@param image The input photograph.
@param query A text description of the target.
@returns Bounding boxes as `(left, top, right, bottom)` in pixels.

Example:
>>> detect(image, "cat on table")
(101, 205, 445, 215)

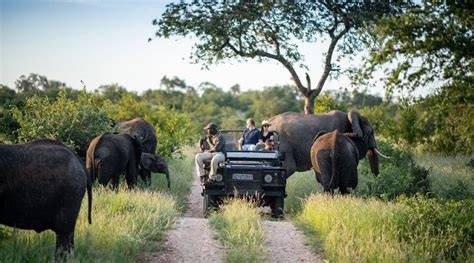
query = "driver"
(195, 123, 226, 183)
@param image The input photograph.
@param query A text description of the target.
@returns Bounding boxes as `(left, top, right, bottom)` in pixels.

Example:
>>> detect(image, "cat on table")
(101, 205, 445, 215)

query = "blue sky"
(1, 0, 369, 94)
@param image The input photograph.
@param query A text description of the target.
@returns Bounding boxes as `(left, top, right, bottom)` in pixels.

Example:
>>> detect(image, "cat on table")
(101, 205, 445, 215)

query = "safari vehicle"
(202, 129, 287, 217)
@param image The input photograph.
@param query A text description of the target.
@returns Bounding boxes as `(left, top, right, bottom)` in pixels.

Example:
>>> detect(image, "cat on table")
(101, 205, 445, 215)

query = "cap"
(261, 120, 271, 126)
(204, 123, 218, 130)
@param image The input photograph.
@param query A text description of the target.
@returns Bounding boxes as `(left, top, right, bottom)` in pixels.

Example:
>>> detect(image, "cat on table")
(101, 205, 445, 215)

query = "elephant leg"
(55, 232, 72, 258)
(125, 162, 137, 189)
(111, 175, 120, 191)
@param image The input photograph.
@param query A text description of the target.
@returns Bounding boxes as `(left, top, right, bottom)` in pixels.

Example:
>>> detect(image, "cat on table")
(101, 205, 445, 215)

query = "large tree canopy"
(359, 1, 473, 93)
(153, 1, 406, 114)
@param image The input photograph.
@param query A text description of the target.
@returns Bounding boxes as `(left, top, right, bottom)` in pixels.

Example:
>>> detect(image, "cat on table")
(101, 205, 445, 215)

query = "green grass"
(0, 156, 194, 262)
(415, 153, 474, 199)
(209, 199, 265, 263)
(296, 194, 474, 262)
(138, 156, 195, 211)
(285, 170, 322, 214)
(288, 152, 474, 262)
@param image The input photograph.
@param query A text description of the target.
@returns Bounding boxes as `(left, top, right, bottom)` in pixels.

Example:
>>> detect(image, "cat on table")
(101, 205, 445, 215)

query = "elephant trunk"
(367, 148, 379, 176)
(165, 171, 170, 189)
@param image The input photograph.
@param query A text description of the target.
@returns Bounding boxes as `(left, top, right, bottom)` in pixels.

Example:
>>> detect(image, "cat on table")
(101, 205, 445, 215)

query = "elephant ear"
(348, 110, 363, 138)
(312, 130, 327, 145)
(140, 152, 155, 170)
(344, 133, 368, 160)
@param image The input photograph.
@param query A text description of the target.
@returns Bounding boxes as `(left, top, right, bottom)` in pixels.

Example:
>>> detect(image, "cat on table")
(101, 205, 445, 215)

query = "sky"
(1, 0, 380, 95)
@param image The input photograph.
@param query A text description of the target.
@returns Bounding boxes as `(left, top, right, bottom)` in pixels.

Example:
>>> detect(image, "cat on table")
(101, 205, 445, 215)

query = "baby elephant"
(141, 153, 171, 188)
(311, 130, 368, 194)
(86, 133, 141, 190)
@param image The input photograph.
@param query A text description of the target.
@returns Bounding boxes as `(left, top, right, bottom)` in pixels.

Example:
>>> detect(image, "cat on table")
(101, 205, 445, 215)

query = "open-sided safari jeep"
(201, 129, 287, 217)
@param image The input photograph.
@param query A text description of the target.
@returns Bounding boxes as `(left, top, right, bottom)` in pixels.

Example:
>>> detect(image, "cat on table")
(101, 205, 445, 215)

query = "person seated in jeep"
(239, 118, 263, 151)
(195, 123, 226, 183)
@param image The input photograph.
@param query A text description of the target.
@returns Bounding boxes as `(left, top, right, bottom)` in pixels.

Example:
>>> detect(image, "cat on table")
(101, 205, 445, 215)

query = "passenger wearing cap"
(195, 123, 226, 183)
(257, 120, 275, 151)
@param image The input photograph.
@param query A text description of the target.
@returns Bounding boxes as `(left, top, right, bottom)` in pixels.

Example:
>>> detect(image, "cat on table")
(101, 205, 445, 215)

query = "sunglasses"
(263, 125, 270, 127)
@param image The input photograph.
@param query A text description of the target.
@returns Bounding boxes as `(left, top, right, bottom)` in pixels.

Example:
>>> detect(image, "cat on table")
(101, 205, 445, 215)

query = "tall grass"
(138, 156, 195, 210)
(415, 153, 474, 199)
(0, 156, 194, 262)
(285, 170, 322, 214)
(297, 194, 474, 262)
(209, 199, 265, 263)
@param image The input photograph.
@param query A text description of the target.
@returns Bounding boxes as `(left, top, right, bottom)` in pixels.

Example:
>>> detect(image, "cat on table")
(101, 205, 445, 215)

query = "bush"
(396, 195, 474, 260)
(12, 90, 112, 156)
(354, 140, 430, 200)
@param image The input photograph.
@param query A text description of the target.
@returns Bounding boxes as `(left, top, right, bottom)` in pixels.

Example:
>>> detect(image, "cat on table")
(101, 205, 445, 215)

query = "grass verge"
(209, 199, 265, 263)
(296, 194, 474, 262)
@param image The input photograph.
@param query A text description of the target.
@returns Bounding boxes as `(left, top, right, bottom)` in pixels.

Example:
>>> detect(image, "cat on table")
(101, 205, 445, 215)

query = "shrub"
(396, 195, 474, 260)
(355, 140, 430, 199)
(12, 90, 112, 156)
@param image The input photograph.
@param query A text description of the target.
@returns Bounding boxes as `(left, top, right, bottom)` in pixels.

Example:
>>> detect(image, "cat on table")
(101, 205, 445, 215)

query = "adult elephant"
(0, 139, 92, 257)
(119, 118, 170, 188)
(86, 133, 142, 190)
(269, 110, 380, 177)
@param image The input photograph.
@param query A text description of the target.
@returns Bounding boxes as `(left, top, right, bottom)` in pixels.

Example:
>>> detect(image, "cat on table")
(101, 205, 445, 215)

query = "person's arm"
(257, 130, 264, 144)
(209, 134, 225, 152)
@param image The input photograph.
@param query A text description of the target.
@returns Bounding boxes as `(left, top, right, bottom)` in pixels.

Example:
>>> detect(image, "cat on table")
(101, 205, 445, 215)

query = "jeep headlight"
(264, 174, 273, 183)
(215, 174, 223, 182)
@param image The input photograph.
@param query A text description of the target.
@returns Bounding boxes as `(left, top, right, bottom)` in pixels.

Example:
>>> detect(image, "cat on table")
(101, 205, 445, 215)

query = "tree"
(153, 1, 406, 114)
(98, 83, 134, 103)
(359, 1, 473, 93)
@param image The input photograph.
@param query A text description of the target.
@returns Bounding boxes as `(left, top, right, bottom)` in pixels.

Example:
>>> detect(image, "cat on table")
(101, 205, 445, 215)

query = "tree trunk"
(303, 90, 319, 114)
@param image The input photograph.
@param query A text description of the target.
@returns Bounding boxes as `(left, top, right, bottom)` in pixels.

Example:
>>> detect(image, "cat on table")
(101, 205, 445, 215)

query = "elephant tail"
(87, 174, 92, 224)
(329, 148, 336, 191)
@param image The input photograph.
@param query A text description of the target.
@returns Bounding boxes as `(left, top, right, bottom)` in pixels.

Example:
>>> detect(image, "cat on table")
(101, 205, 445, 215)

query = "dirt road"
(146, 172, 324, 262)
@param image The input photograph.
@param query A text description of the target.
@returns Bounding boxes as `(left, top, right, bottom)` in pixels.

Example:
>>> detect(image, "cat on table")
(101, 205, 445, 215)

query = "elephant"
(311, 130, 368, 194)
(119, 118, 170, 188)
(0, 139, 92, 256)
(86, 133, 141, 190)
(141, 153, 170, 188)
(268, 110, 380, 177)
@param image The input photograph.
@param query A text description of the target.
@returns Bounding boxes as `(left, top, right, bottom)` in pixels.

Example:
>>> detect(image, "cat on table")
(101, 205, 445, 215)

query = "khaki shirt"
(205, 132, 226, 153)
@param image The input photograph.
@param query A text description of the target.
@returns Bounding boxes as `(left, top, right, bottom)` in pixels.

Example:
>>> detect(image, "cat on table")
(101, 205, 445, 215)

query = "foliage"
(419, 82, 474, 154)
(297, 194, 474, 262)
(12, 90, 112, 156)
(209, 199, 265, 263)
(359, 1, 473, 93)
(154, 1, 407, 113)
(415, 153, 474, 200)
(355, 140, 430, 200)
(313, 94, 347, 113)
(246, 85, 301, 120)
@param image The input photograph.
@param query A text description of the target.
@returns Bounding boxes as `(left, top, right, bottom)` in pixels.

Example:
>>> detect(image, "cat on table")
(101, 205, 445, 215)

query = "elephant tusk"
(374, 148, 390, 159)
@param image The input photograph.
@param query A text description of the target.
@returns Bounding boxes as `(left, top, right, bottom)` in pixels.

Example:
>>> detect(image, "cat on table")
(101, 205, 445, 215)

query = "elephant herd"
(0, 117, 169, 257)
(0, 110, 382, 256)
(268, 110, 382, 194)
